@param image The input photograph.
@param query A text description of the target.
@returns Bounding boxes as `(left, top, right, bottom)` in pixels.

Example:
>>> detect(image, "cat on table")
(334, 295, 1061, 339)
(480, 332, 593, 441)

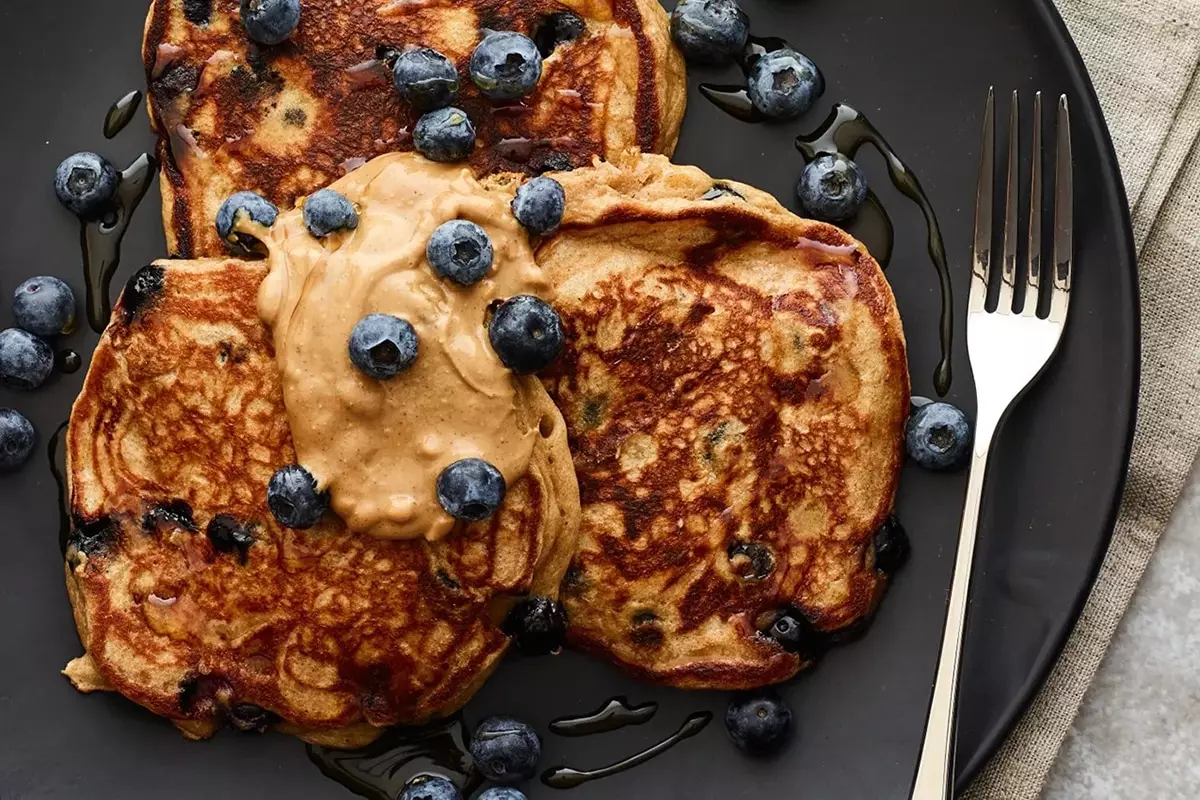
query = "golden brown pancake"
(63, 258, 580, 746)
(538, 154, 910, 689)
(143, 0, 687, 256)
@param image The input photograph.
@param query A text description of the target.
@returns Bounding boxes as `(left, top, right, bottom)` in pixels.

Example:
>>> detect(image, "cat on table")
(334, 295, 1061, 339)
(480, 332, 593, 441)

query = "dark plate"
(0, 0, 1137, 797)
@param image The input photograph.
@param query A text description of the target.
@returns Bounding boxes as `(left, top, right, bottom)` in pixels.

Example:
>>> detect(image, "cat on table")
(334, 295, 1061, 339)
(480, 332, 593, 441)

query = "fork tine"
(1050, 95, 1073, 323)
(970, 87, 995, 314)
(1022, 92, 1043, 317)
(997, 90, 1020, 314)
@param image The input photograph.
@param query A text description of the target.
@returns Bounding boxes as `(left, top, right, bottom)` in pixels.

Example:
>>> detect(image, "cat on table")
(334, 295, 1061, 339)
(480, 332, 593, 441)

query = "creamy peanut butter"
(253, 154, 553, 540)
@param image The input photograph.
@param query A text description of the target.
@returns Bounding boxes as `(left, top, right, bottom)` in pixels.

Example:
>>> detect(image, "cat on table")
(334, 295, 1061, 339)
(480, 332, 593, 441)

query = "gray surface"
(1044, 456, 1200, 798)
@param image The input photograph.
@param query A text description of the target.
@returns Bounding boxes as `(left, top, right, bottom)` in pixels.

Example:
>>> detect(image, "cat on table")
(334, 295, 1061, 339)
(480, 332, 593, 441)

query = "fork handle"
(910, 437, 993, 800)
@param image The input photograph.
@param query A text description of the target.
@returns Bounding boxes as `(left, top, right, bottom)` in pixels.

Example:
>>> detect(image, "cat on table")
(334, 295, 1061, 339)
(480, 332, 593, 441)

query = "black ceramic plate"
(0, 0, 1137, 797)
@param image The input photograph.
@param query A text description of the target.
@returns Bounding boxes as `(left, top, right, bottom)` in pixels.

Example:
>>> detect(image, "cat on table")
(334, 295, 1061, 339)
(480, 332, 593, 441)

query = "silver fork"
(909, 87, 1073, 800)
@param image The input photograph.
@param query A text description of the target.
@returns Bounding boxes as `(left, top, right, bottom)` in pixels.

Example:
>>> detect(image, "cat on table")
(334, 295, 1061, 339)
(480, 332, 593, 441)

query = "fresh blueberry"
(764, 607, 827, 658)
(532, 10, 585, 57)
(303, 189, 358, 237)
(469, 32, 543, 101)
(13, 277, 76, 337)
(413, 107, 477, 162)
(905, 402, 972, 471)
(747, 49, 822, 120)
(393, 47, 459, 111)
(426, 220, 493, 285)
(725, 692, 793, 756)
(398, 775, 461, 800)
(54, 152, 119, 220)
(873, 515, 910, 574)
(239, 0, 301, 46)
(0, 328, 54, 391)
(436, 458, 506, 521)
(348, 314, 418, 379)
(470, 716, 541, 784)
(670, 0, 749, 65)
(216, 191, 278, 250)
(488, 295, 564, 374)
(511, 177, 565, 235)
(0, 409, 36, 471)
(503, 596, 568, 655)
(478, 789, 526, 800)
(267, 464, 329, 528)
(797, 153, 868, 223)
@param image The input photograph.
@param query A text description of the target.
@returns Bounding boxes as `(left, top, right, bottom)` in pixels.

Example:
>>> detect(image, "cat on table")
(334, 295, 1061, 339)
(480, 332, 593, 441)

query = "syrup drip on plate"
(306, 716, 482, 800)
(549, 697, 659, 737)
(103, 90, 142, 139)
(797, 104, 954, 396)
(699, 36, 824, 124)
(50, 421, 70, 554)
(541, 712, 713, 789)
(78, 153, 158, 333)
(56, 349, 82, 374)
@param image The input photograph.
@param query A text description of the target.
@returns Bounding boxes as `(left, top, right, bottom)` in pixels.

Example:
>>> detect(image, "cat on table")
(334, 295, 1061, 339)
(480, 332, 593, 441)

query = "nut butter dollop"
(254, 154, 553, 540)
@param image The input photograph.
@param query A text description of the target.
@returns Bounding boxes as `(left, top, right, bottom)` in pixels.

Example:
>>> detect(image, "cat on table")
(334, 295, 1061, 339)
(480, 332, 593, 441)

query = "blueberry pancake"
(63, 257, 580, 745)
(143, 0, 686, 256)
(538, 154, 910, 689)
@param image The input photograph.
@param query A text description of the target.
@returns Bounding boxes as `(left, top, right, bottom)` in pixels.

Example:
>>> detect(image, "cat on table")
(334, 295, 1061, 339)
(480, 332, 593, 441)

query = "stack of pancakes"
(63, 0, 909, 743)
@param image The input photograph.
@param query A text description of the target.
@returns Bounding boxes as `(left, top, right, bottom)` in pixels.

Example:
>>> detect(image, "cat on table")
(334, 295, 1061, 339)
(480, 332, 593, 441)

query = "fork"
(909, 87, 1073, 800)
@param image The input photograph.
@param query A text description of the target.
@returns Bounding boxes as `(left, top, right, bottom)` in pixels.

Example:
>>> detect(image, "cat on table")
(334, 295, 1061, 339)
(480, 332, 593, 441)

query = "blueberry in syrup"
(747, 49, 822, 121)
(797, 153, 868, 223)
(54, 152, 119, 220)
(487, 295, 564, 375)
(436, 458, 505, 521)
(905, 401, 972, 471)
(470, 716, 541, 784)
(764, 607, 828, 658)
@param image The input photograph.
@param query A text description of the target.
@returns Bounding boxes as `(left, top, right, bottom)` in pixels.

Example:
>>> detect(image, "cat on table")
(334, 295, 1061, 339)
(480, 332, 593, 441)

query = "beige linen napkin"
(966, 0, 1200, 796)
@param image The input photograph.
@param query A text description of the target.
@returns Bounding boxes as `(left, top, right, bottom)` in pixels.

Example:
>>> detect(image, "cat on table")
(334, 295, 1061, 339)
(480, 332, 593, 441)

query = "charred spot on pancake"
(533, 11, 586, 58)
(178, 674, 233, 717)
(228, 702, 278, 733)
(537, 151, 575, 174)
(727, 541, 775, 581)
(580, 396, 608, 429)
(244, 44, 285, 91)
(872, 515, 910, 575)
(701, 183, 745, 201)
(66, 515, 118, 562)
(182, 0, 212, 25)
(142, 499, 197, 533)
(435, 568, 461, 590)
(629, 623, 665, 649)
(152, 63, 201, 98)
(632, 610, 659, 626)
(120, 265, 165, 325)
(206, 514, 255, 563)
(761, 607, 828, 659)
(217, 341, 249, 365)
(562, 561, 586, 593)
(283, 107, 307, 127)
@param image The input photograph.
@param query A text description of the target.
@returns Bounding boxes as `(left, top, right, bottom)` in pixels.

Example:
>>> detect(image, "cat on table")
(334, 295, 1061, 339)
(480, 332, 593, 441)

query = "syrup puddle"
(103, 90, 142, 139)
(50, 421, 70, 555)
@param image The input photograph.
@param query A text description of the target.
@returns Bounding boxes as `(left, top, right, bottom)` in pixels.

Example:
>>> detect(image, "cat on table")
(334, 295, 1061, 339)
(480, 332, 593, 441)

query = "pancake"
(63, 259, 580, 745)
(143, 0, 687, 257)
(537, 154, 910, 689)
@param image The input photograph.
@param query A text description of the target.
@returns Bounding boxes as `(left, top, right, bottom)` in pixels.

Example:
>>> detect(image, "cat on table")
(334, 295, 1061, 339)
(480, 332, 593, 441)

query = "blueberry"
(303, 189, 358, 237)
(488, 295, 564, 374)
(0, 409, 36, 471)
(470, 32, 543, 101)
(873, 515, 910, 574)
(670, 0, 749, 65)
(725, 692, 793, 756)
(398, 775, 461, 800)
(426, 220, 493, 285)
(206, 514, 256, 561)
(797, 153, 868, 223)
(228, 702, 278, 733)
(239, 0, 300, 46)
(905, 402, 972, 471)
(13, 276, 75, 337)
(478, 789, 526, 800)
(503, 596, 568, 655)
(764, 607, 827, 658)
(393, 47, 459, 112)
(511, 177, 565, 235)
(436, 458, 505, 521)
(747, 49, 822, 121)
(267, 464, 329, 528)
(54, 152, 119, 220)
(532, 10, 585, 57)
(348, 314, 418, 379)
(413, 107, 477, 162)
(470, 716, 541, 784)
(0, 328, 53, 391)
(216, 191, 278, 250)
